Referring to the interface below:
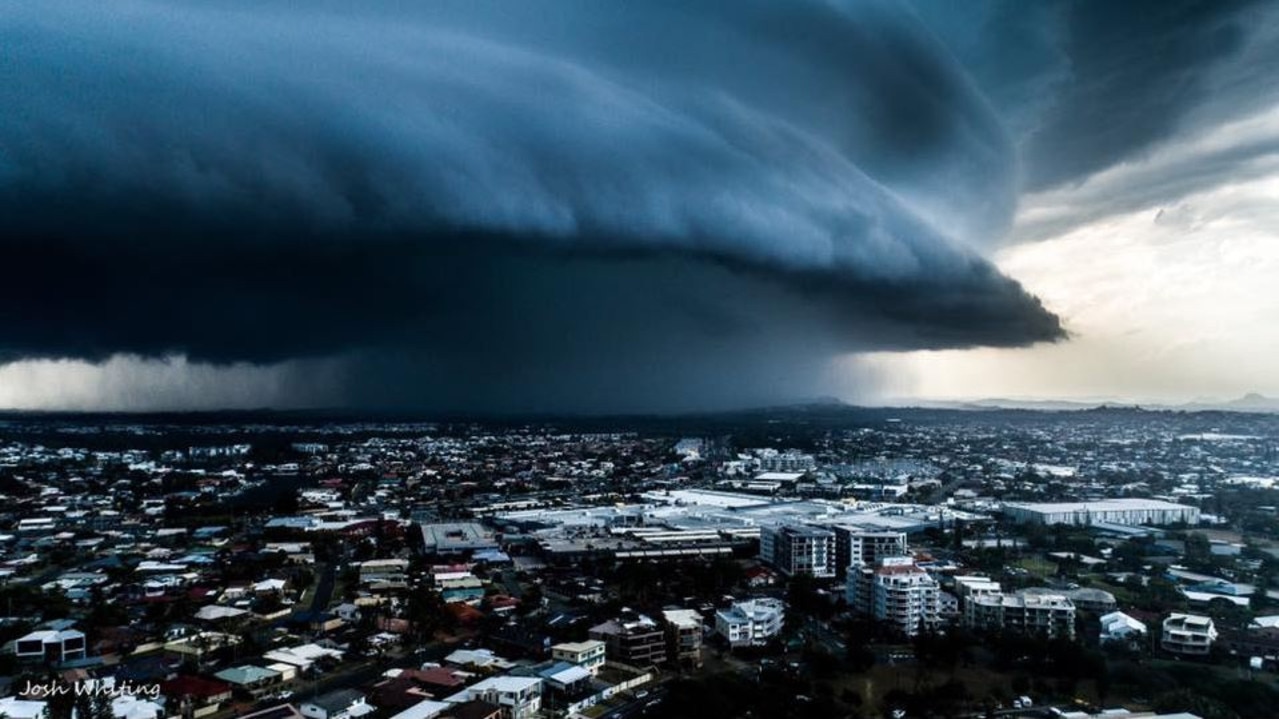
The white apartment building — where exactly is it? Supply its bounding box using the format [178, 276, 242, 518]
[846, 557, 939, 636]
[968, 591, 1077, 640]
[1162, 613, 1217, 656]
[550, 640, 606, 676]
[715, 598, 786, 647]
[759, 525, 835, 578]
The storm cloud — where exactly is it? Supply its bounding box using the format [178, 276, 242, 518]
[1, 1, 1067, 411]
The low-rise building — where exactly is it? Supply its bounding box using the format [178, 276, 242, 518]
[444, 676, 541, 719]
[13, 628, 87, 664]
[968, 591, 1076, 640]
[715, 598, 785, 647]
[661, 609, 704, 669]
[550, 640, 606, 676]
[1162, 613, 1218, 656]
[1100, 611, 1148, 645]
[589, 613, 666, 667]
[300, 689, 373, 719]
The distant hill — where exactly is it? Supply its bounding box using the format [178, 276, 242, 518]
[884, 393, 1279, 414]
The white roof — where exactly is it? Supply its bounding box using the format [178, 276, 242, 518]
[0, 697, 48, 719]
[388, 700, 451, 719]
[195, 605, 249, 620]
[467, 675, 542, 692]
[546, 665, 592, 685]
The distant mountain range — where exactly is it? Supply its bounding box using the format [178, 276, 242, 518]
[887, 393, 1279, 414]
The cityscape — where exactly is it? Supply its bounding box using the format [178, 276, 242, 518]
[5, 2, 1279, 719]
[0, 406, 1274, 718]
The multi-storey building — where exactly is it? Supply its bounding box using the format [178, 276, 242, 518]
[660, 609, 703, 669]
[715, 598, 786, 647]
[550, 640, 606, 676]
[830, 526, 907, 578]
[759, 524, 836, 578]
[445, 677, 542, 719]
[846, 557, 939, 636]
[588, 613, 666, 667]
[1162, 613, 1218, 656]
[968, 591, 1076, 640]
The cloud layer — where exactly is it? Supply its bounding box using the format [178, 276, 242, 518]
[0, 0, 1066, 410]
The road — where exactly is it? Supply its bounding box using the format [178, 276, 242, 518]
[599, 686, 669, 719]
[307, 562, 336, 614]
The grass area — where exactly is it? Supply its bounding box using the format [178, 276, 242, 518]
[1083, 576, 1137, 604]
[1015, 556, 1057, 578]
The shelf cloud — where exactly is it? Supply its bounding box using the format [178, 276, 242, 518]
[2, 1, 1075, 410]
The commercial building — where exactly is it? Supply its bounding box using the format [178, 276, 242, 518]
[1162, 613, 1218, 656]
[968, 591, 1076, 640]
[1002, 499, 1200, 527]
[759, 524, 836, 578]
[714, 598, 785, 647]
[420, 523, 500, 555]
[846, 557, 939, 636]
[589, 613, 666, 667]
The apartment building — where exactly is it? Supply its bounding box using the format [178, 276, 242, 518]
[715, 598, 786, 647]
[846, 557, 939, 636]
[968, 591, 1077, 640]
[831, 526, 907, 578]
[759, 524, 836, 578]
[589, 613, 666, 667]
[661, 609, 704, 669]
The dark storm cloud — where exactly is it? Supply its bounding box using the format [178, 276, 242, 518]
[0, 1, 1063, 410]
[914, 0, 1273, 192]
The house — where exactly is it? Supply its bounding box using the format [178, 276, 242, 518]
[1162, 613, 1218, 656]
[13, 628, 87, 663]
[359, 559, 410, 585]
[1100, 611, 1148, 645]
[214, 665, 283, 695]
[551, 640, 606, 676]
[444, 648, 516, 672]
[387, 699, 451, 719]
[299, 689, 374, 719]
[160, 675, 234, 716]
[444, 676, 541, 719]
